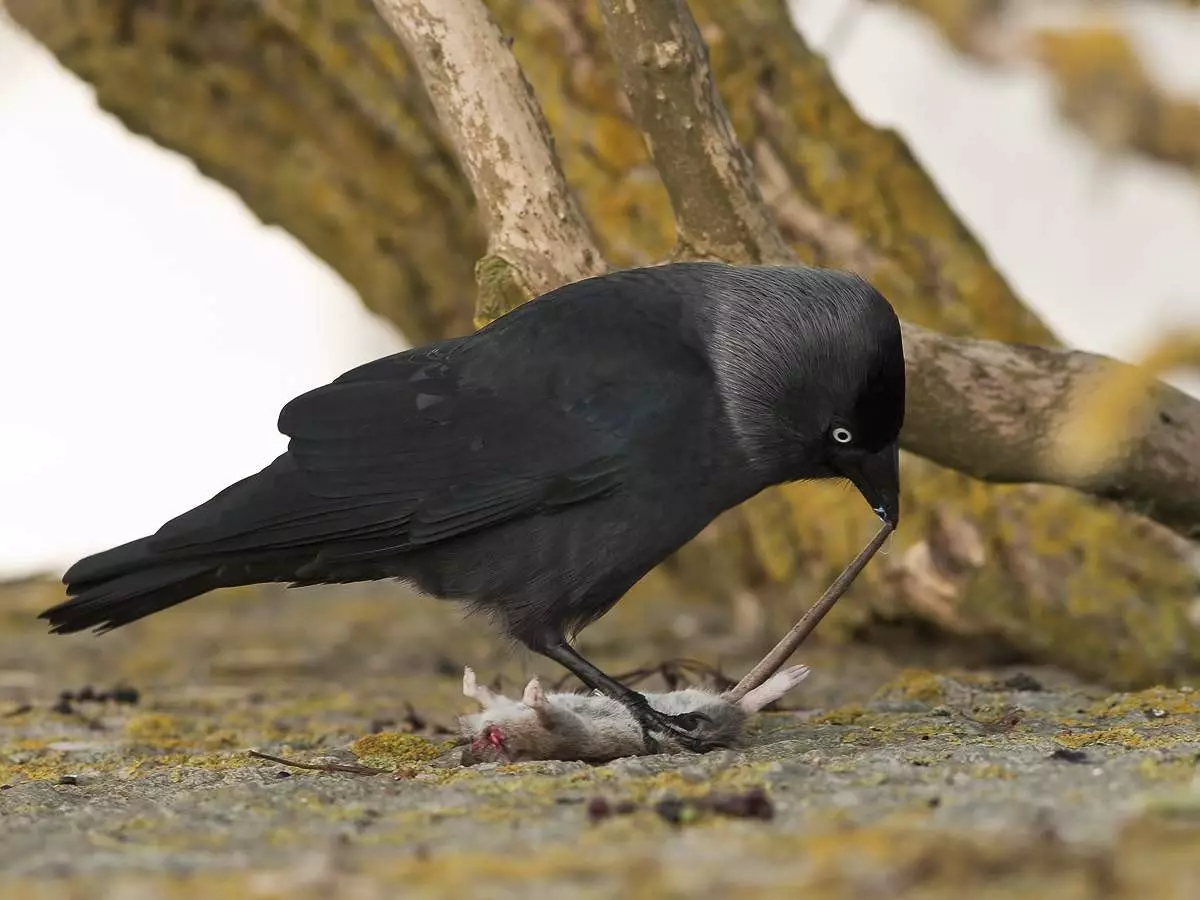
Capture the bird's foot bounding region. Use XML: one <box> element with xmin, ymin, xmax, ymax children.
<box><xmin>627</xmin><ymin>699</ymin><xmax>718</xmax><ymax>754</ymax></box>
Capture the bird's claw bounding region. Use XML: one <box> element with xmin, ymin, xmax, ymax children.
<box><xmin>634</xmin><ymin>706</ymin><xmax>719</xmax><ymax>754</ymax></box>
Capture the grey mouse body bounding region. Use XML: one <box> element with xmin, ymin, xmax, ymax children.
<box><xmin>458</xmin><ymin>665</ymin><xmax>810</xmax><ymax>764</ymax></box>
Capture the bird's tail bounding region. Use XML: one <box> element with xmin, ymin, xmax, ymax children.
<box><xmin>41</xmin><ymin>536</ymin><xmax>220</xmax><ymax>634</ymax></box>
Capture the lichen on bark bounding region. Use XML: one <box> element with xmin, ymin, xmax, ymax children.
<box><xmin>473</xmin><ymin>253</ymin><xmax>535</xmax><ymax>327</ymax></box>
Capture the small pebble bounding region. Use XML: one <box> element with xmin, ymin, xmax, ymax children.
<box><xmin>1049</xmin><ymin>748</ymin><xmax>1090</xmax><ymax>764</ymax></box>
<box><xmin>587</xmin><ymin>796</ymin><xmax>613</xmax><ymax>822</ymax></box>
<box><xmin>586</xmin><ymin>796</ymin><xmax>639</xmax><ymax>822</ymax></box>
<box><xmin>1000</xmin><ymin>673</ymin><xmax>1044</xmax><ymax>692</ymax></box>
<box><xmin>651</xmin><ymin>789</ymin><xmax>774</xmax><ymax>826</ymax></box>
<box><xmin>111</xmin><ymin>686</ymin><xmax>140</xmax><ymax>705</ymax></box>
<box><xmin>709</xmin><ymin>787</ymin><xmax>774</xmax><ymax>821</ymax></box>
<box><xmin>654</xmin><ymin>796</ymin><xmax>690</xmax><ymax>825</ymax></box>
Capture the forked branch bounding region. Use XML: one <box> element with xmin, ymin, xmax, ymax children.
<box><xmin>373</xmin><ymin>0</ymin><xmax>1200</xmax><ymax>541</ymax></box>
<box><xmin>597</xmin><ymin>0</ymin><xmax>1200</xmax><ymax>541</ymax></box>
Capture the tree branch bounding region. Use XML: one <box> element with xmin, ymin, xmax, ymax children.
<box><xmin>596</xmin><ymin>0</ymin><xmax>792</xmax><ymax>264</ymax></box>
<box><xmin>597</xmin><ymin>0</ymin><xmax>1200</xmax><ymax>541</ymax></box>
<box><xmin>902</xmin><ymin>325</ymin><xmax>1200</xmax><ymax>541</ymax></box>
<box><xmin>371</xmin><ymin>0</ymin><xmax>606</xmax><ymax>325</ymax></box>
<box><xmin>1050</xmin><ymin>333</ymin><xmax>1200</xmax><ymax>487</ymax></box>
<box><xmin>8</xmin><ymin>0</ymin><xmax>487</xmax><ymax>343</ymax></box>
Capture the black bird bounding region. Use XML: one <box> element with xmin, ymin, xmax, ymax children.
<box><xmin>41</xmin><ymin>263</ymin><xmax>905</xmax><ymax>751</ymax></box>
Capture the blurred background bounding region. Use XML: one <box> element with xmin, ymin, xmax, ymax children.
<box><xmin>1</xmin><ymin>0</ymin><xmax>1198</xmax><ymax>579</ymax></box>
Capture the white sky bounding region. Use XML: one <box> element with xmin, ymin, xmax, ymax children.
<box><xmin>1</xmin><ymin>3</ymin><xmax>1199</xmax><ymax>577</ymax></box>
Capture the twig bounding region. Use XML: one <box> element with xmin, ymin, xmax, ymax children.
<box><xmin>247</xmin><ymin>749</ymin><xmax>388</xmax><ymax>776</ymax></box>
<box><xmin>962</xmin><ymin>706</ymin><xmax>1025</xmax><ymax>734</ymax></box>
<box><xmin>727</xmin><ymin>522</ymin><xmax>894</xmax><ymax>701</ymax></box>
<box><xmin>596</xmin><ymin>0</ymin><xmax>792</xmax><ymax>263</ymax></box>
<box><xmin>371</xmin><ymin>0</ymin><xmax>605</xmax><ymax>325</ymax></box>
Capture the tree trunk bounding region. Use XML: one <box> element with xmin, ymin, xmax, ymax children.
<box><xmin>10</xmin><ymin>0</ymin><xmax>1199</xmax><ymax>686</ymax></box>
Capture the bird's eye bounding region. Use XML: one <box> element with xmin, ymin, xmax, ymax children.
<box><xmin>831</xmin><ymin>426</ymin><xmax>853</xmax><ymax>445</ymax></box>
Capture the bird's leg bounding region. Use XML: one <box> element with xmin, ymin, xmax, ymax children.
<box><xmin>540</xmin><ymin>641</ymin><xmax>718</xmax><ymax>753</ymax></box>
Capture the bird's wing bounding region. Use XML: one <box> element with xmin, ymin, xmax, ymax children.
<box><xmin>146</xmin><ymin>341</ymin><xmax>626</xmax><ymax>560</ymax></box>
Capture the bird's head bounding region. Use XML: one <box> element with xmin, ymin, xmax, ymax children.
<box><xmin>698</xmin><ymin>264</ymin><xmax>906</xmax><ymax>526</ymax></box>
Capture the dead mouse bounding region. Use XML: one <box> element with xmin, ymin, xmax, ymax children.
<box><xmin>458</xmin><ymin>664</ymin><xmax>810</xmax><ymax>765</ymax></box>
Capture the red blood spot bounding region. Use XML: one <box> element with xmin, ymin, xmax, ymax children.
<box><xmin>484</xmin><ymin>724</ymin><xmax>505</xmax><ymax>748</ymax></box>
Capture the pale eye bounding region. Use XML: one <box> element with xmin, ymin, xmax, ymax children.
<box><xmin>831</xmin><ymin>426</ymin><xmax>853</xmax><ymax>445</ymax></box>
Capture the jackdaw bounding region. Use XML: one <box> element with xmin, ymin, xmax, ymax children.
<box><xmin>41</xmin><ymin>262</ymin><xmax>905</xmax><ymax>751</ymax></box>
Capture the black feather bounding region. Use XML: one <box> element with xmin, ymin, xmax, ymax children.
<box><xmin>45</xmin><ymin>262</ymin><xmax>905</xmax><ymax>652</ymax></box>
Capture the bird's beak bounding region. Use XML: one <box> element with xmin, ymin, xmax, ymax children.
<box><xmin>840</xmin><ymin>442</ymin><xmax>901</xmax><ymax>526</ymax></box>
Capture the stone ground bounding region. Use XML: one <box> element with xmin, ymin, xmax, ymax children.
<box><xmin>2</xmin><ymin>575</ymin><xmax>1199</xmax><ymax>898</ymax></box>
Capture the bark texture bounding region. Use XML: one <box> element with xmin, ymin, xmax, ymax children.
<box><xmin>596</xmin><ymin>0</ymin><xmax>792</xmax><ymax>263</ymax></box>
<box><xmin>902</xmin><ymin>326</ymin><xmax>1200</xmax><ymax>538</ymax></box>
<box><xmin>8</xmin><ymin>0</ymin><xmax>1200</xmax><ymax>686</ymax></box>
<box><xmin>371</xmin><ymin>0</ymin><xmax>604</xmax><ymax>325</ymax></box>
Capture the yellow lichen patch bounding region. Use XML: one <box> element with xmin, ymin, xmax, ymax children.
<box><xmin>615</xmin><ymin>764</ymin><xmax>777</xmax><ymax>805</ymax></box>
<box><xmin>151</xmin><ymin>753</ymin><xmax>259</xmax><ymax>772</ymax></box>
<box><xmin>349</xmin><ymin>732</ymin><xmax>448</xmax><ymax>769</ymax></box>
<box><xmin>1088</xmin><ymin>687</ymin><xmax>1200</xmax><ymax>721</ymax></box>
<box><xmin>1053</xmin><ymin>728</ymin><xmax>1166</xmax><ymax>750</ymax></box>
<box><xmin>124</xmin><ymin>713</ymin><xmax>190</xmax><ymax>745</ymax></box>
<box><xmin>1137</xmin><ymin>756</ymin><xmax>1199</xmax><ymax>783</ymax></box>
<box><xmin>811</xmin><ymin>704</ymin><xmax>868</xmax><ymax>726</ymax></box>
<box><xmin>873</xmin><ymin>669</ymin><xmax>948</xmax><ymax>704</ymax></box>
<box><xmin>0</xmin><ymin>759</ymin><xmax>67</xmax><ymax>785</ymax></box>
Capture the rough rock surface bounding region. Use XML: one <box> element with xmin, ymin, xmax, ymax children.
<box><xmin>2</xmin><ymin>577</ymin><xmax>1198</xmax><ymax>898</ymax></box>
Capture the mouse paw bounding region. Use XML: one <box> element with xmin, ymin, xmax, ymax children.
<box><xmin>737</xmin><ymin>664</ymin><xmax>811</xmax><ymax>712</ymax></box>
<box><xmin>521</xmin><ymin>677</ymin><xmax>546</xmax><ymax>709</ymax></box>
<box><xmin>462</xmin><ymin>667</ymin><xmax>500</xmax><ymax>707</ymax></box>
